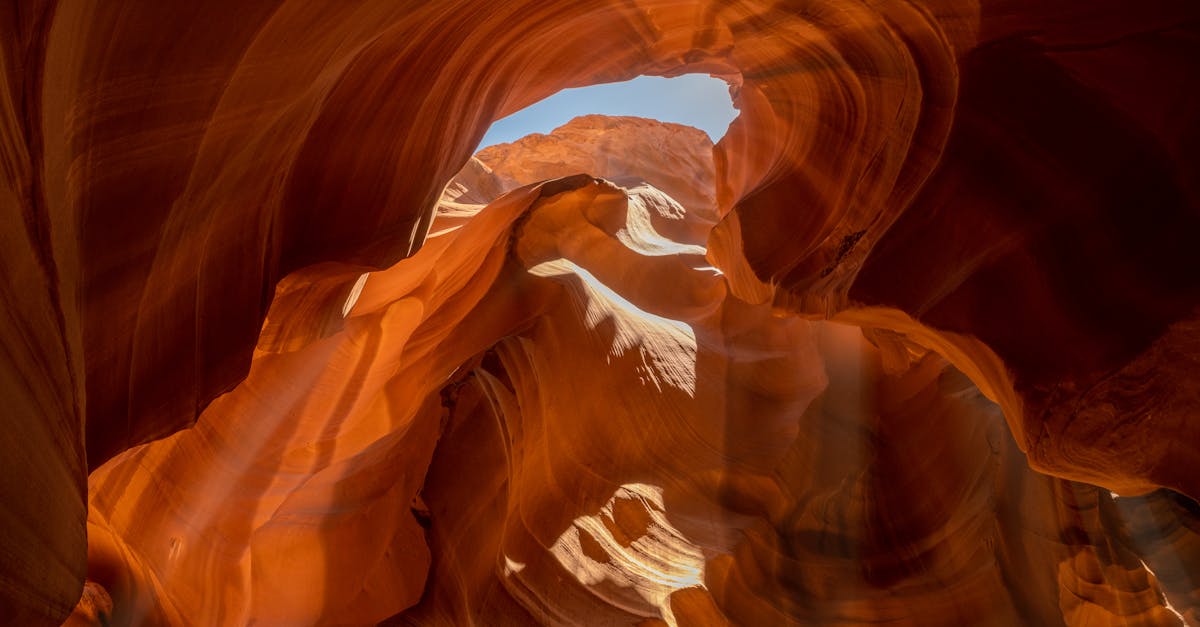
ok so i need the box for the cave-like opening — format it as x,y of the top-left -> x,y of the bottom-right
476,74 -> 738,150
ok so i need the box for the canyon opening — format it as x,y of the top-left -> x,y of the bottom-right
2,3 -> 1199,627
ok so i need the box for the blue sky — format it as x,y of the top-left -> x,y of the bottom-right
477,74 -> 738,149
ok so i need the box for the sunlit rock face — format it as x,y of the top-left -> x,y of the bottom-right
477,114 -> 720,237
1,1 -> 1199,625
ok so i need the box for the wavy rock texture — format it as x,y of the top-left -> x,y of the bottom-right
0,1 -> 1198,625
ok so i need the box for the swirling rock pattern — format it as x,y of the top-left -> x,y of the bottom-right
1,1 -> 1198,625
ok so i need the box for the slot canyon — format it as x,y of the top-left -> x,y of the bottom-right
2,1 -> 1199,625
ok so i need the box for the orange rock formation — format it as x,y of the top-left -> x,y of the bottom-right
2,2 -> 1198,626
477,115 -> 720,233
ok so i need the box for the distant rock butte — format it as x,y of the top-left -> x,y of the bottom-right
478,115 -> 718,220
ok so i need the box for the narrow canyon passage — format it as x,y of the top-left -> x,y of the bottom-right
84,126 -> 1197,624
2,2 -> 1198,625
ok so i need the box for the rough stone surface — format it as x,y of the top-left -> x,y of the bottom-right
477,114 -> 720,241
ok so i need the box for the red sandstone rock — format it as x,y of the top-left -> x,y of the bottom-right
0,1 -> 1198,625
477,114 -> 720,242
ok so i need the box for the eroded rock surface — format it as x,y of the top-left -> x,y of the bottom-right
1,1 -> 1198,625
477,114 -> 720,238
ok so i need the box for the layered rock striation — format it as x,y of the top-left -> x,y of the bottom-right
1,1 -> 1198,625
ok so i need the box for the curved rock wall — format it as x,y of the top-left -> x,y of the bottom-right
84,167 -> 1200,625
1,1 -> 1197,624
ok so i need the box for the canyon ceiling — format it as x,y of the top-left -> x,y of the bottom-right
1,1 -> 1199,625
